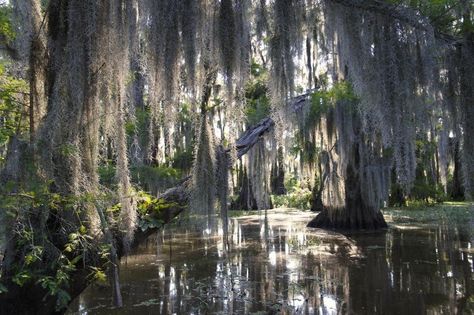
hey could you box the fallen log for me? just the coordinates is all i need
[236,117,275,158]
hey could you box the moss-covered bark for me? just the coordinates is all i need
[308,143,388,230]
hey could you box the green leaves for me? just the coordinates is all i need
[89,267,107,284]
[35,254,81,310]
[12,271,31,287]
[130,165,182,192]
[309,81,358,121]
[386,0,473,35]
[54,290,72,310]
[0,283,8,293]
[271,177,312,210]
[244,61,270,125]
[0,5,14,44]
[136,192,176,231]
[64,230,93,254]
[0,61,28,161]
[37,276,72,311]
[138,216,164,232]
[24,246,43,266]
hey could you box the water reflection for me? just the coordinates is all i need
[68,209,473,314]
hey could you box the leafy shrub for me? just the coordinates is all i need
[271,177,312,209]
[409,180,446,205]
[136,191,179,231]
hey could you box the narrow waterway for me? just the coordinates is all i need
[68,208,473,314]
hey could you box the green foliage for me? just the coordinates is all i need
[0,283,8,293]
[171,149,194,171]
[88,266,107,284]
[0,62,29,164]
[138,215,164,232]
[134,165,181,180]
[125,120,136,136]
[6,173,182,311]
[309,81,358,122]
[289,136,320,165]
[2,181,63,221]
[24,245,43,265]
[102,161,183,192]
[136,192,177,231]
[102,158,184,196]
[409,180,446,205]
[0,5,14,44]
[106,202,121,214]
[0,175,114,311]
[98,163,116,187]
[245,97,271,126]
[136,107,151,131]
[178,102,193,124]
[58,143,78,157]
[36,254,80,311]
[125,107,150,137]
[124,107,153,159]
[403,137,448,205]
[10,238,84,310]
[12,271,32,287]
[64,230,92,254]
[293,81,357,164]
[386,0,474,35]
[271,177,312,209]
[131,165,182,193]
[244,61,271,125]
[250,61,265,77]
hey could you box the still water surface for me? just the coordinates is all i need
[68,208,474,314]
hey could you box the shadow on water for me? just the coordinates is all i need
[67,208,474,314]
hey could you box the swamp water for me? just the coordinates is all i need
[68,207,474,314]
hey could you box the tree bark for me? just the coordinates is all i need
[450,139,464,200]
[231,166,258,210]
[311,150,329,212]
[459,5,474,199]
[271,146,286,195]
[307,143,388,230]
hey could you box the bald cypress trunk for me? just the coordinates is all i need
[307,114,388,230]
[451,139,464,200]
[308,142,388,230]
[459,16,474,199]
[271,146,286,195]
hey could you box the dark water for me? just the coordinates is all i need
[68,209,474,314]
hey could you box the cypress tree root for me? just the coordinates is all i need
[307,207,388,230]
